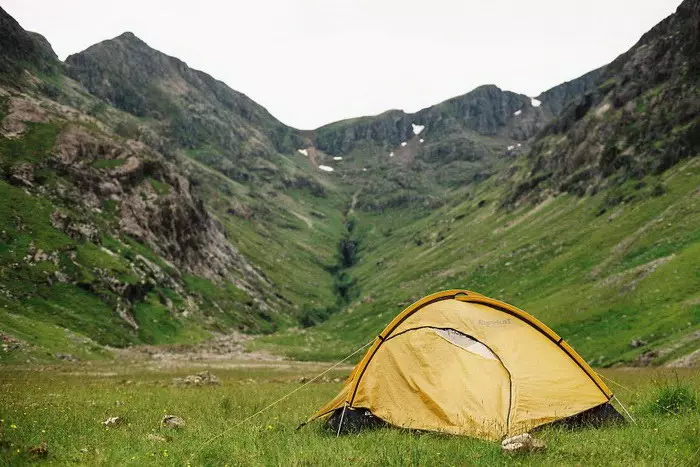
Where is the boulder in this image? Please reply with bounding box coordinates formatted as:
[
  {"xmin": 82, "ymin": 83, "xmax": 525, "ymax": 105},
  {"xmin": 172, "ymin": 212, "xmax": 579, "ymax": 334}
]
[
  {"xmin": 161, "ymin": 415, "xmax": 185, "ymax": 429},
  {"xmin": 501, "ymin": 433, "xmax": 546, "ymax": 454},
  {"xmin": 103, "ymin": 417, "xmax": 123, "ymax": 427}
]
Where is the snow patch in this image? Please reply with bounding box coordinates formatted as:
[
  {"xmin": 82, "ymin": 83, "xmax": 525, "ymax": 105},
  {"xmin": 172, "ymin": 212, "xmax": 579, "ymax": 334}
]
[
  {"xmin": 419, "ymin": 138, "xmax": 424, "ymax": 143},
  {"xmin": 514, "ymin": 109, "xmax": 522, "ymax": 116},
  {"xmin": 333, "ymin": 156, "xmax": 343, "ymax": 161},
  {"xmin": 517, "ymin": 143, "xmax": 522, "ymax": 148},
  {"xmin": 362, "ymin": 168, "xmax": 368, "ymax": 172},
  {"xmin": 297, "ymin": 149, "xmax": 308, "ymax": 156},
  {"xmin": 400, "ymin": 142, "xmax": 407, "ymax": 147},
  {"xmin": 530, "ymin": 97, "xmax": 542, "ymax": 107},
  {"xmin": 412, "ymin": 123, "xmax": 425, "ymax": 135},
  {"xmin": 389, "ymin": 152, "xmax": 394, "ymax": 157},
  {"xmin": 507, "ymin": 145, "xmax": 515, "ymax": 151},
  {"xmin": 318, "ymin": 165, "xmax": 334, "ymax": 172}
]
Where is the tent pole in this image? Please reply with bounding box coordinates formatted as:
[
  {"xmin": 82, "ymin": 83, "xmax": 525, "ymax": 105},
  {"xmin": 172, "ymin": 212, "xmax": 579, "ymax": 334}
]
[{"xmin": 336, "ymin": 401, "xmax": 349, "ymax": 437}]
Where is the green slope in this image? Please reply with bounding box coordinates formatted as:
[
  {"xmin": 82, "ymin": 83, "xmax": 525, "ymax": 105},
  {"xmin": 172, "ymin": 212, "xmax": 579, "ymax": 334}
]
[{"xmin": 256, "ymin": 157, "xmax": 700, "ymax": 366}]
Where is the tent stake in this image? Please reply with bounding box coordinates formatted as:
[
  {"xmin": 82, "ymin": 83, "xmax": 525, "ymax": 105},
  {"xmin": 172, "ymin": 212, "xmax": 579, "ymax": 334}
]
[{"xmin": 336, "ymin": 402, "xmax": 349, "ymax": 437}]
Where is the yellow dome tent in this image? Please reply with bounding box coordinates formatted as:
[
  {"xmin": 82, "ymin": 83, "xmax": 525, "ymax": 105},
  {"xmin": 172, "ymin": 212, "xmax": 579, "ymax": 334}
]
[{"xmin": 308, "ymin": 290, "xmax": 619, "ymax": 440}]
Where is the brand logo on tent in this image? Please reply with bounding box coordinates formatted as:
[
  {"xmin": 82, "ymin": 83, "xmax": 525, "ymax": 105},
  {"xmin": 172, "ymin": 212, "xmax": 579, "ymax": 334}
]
[{"xmin": 478, "ymin": 318, "xmax": 511, "ymax": 327}]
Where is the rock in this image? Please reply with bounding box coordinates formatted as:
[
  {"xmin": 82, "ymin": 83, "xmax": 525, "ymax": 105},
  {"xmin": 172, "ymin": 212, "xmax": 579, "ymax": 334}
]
[
  {"xmin": 501, "ymin": 433, "xmax": 546, "ymax": 454},
  {"xmin": 1, "ymin": 333, "xmax": 23, "ymax": 352},
  {"xmin": 161, "ymin": 415, "xmax": 185, "ymax": 429},
  {"xmin": 103, "ymin": 416, "xmax": 123, "ymax": 427},
  {"xmin": 9, "ymin": 163, "xmax": 34, "ymax": 188},
  {"xmin": 55, "ymin": 352, "xmax": 79, "ymax": 362},
  {"xmin": 28, "ymin": 441, "xmax": 48, "ymax": 459},
  {"xmin": 297, "ymin": 376, "xmax": 308, "ymax": 384},
  {"xmin": 629, "ymin": 338, "xmax": 647, "ymax": 348},
  {"xmin": 634, "ymin": 350, "xmax": 659, "ymax": 366},
  {"xmin": 173, "ymin": 371, "xmax": 221, "ymax": 387}
]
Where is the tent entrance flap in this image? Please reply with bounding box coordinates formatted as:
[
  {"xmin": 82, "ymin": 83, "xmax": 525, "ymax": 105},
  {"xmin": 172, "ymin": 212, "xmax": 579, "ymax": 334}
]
[{"xmin": 351, "ymin": 327, "xmax": 512, "ymax": 439}]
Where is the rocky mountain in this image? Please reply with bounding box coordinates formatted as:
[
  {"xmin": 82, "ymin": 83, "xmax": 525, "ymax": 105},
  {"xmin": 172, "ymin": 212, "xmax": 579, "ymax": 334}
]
[
  {"xmin": 507, "ymin": 0, "xmax": 699, "ymax": 205},
  {"xmin": 66, "ymin": 32, "xmax": 301, "ymax": 184},
  {"xmin": 535, "ymin": 67, "xmax": 605, "ymax": 117},
  {"xmin": 0, "ymin": 1, "xmax": 698, "ymax": 367},
  {"xmin": 0, "ymin": 7, "xmax": 292, "ymax": 357},
  {"xmin": 0, "ymin": 7, "xmax": 60, "ymax": 85}
]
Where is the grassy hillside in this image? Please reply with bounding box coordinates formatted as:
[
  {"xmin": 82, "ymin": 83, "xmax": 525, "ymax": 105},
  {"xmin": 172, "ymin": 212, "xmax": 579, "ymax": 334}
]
[{"xmin": 257, "ymin": 156, "xmax": 700, "ymax": 366}]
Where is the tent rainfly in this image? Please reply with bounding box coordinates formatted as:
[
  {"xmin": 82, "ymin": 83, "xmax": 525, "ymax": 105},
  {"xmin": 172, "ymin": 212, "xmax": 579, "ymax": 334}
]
[{"xmin": 308, "ymin": 290, "xmax": 623, "ymax": 440}]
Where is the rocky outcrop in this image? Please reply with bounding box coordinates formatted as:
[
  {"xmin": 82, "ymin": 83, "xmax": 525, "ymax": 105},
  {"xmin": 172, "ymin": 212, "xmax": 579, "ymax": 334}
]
[
  {"xmin": 536, "ymin": 67, "xmax": 605, "ymax": 116},
  {"xmin": 0, "ymin": 7, "xmax": 60, "ymax": 84},
  {"xmin": 50, "ymin": 123, "xmax": 270, "ymax": 286},
  {"xmin": 506, "ymin": 0, "xmax": 700, "ymax": 205}
]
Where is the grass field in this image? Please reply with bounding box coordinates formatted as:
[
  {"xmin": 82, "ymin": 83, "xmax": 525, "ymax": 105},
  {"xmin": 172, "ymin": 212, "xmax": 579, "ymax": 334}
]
[{"xmin": 1, "ymin": 360, "xmax": 698, "ymax": 466}]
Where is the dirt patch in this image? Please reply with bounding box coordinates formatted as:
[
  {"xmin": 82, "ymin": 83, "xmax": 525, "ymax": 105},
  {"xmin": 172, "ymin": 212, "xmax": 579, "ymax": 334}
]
[
  {"xmin": 666, "ymin": 348, "xmax": 700, "ymax": 368},
  {"xmin": 597, "ymin": 254, "xmax": 675, "ymax": 293},
  {"xmin": 112, "ymin": 332, "xmax": 283, "ymax": 368}
]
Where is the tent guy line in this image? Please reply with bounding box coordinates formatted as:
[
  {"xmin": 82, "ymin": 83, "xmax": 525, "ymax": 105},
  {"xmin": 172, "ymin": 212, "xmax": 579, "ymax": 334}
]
[{"xmin": 188, "ymin": 338, "xmax": 375, "ymax": 461}]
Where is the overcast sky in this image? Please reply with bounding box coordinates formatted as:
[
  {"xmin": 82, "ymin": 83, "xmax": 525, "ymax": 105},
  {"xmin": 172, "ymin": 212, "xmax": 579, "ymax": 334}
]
[{"xmin": 2, "ymin": 0, "xmax": 681, "ymax": 129}]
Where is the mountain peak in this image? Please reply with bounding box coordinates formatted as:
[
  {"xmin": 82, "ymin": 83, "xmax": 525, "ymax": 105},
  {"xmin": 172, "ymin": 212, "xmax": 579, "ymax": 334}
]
[{"xmin": 113, "ymin": 31, "xmax": 148, "ymax": 46}]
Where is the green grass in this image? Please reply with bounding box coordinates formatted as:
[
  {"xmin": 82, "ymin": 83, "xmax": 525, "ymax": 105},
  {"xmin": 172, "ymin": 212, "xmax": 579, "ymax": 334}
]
[
  {"xmin": 257, "ymin": 158, "xmax": 700, "ymax": 363},
  {"xmin": 0, "ymin": 364, "xmax": 697, "ymax": 466},
  {"xmin": 91, "ymin": 159, "xmax": 126, "ymax": 170},
  {"xmin": 0, "ymin": 121, "xmax": 61, "ymax": 168},
  {"xmin": 148, "ymin": 178, "xmax": 171, "ymax": 196}
]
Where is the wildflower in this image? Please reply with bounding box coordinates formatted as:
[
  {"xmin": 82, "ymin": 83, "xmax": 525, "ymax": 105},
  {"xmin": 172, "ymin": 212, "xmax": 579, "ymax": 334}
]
[{"xmin": 10, "ymin": 424, "xmax": 17, "ymax": 429}]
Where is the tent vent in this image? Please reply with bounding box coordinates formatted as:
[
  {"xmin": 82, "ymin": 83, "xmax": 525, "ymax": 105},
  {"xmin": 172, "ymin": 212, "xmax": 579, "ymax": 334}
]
[{"xmin": 435, "ymin": 328, "xmax": 497, "ymax": 360}]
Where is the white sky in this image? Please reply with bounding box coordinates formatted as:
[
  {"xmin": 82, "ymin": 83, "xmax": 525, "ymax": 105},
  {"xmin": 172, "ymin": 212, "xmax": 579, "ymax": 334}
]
[{"xmin": 2, "ymin": 0, "xmax": 681, "ymax": 129}]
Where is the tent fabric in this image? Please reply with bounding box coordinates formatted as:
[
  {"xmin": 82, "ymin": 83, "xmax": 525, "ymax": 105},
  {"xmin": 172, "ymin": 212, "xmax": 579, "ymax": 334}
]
[{"xmin": 309, "ymin": 289, "xmax": 613, "ymax": 440}]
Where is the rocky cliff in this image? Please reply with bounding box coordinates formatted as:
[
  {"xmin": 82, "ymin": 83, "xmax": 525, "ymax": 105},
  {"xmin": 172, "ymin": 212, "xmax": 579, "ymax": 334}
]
[
  {"xmin": 507, "ymin": 0, "xmax": 699, "ymax": 205},
  {"xmin": 0, "ymin": 7, "xmax": 60, "ymax": 85}
]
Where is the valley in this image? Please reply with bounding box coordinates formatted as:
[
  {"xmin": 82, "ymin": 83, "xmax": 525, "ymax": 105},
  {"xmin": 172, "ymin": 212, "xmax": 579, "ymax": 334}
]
[{"xmin": 0, "ymin": 0, "xmax": 698, "ymax": 371}]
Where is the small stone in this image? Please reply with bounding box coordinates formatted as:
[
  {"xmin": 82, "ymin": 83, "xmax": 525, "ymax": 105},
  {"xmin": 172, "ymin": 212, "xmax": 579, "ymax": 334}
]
[
  {"xmin": 103, "ymin": 417, "xmax": 122, "ymax": 427},
  {"xmin": 173, "ymin": 371, "xmax": 220, "ymax": 387},
  {"xmin": 501, "ymin": 433, "xmax": 546, "ymax": 454},
  {"xmin": 161, "ymin": 415, "xmax": 185, "ymax": 429},
  {"xmin": 55, "ymin": 352, "xmax": 79, "ymax": 362},
  {"xmin": 629, "ymin": 338, "xmax": 647, "ymax": 348}
]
